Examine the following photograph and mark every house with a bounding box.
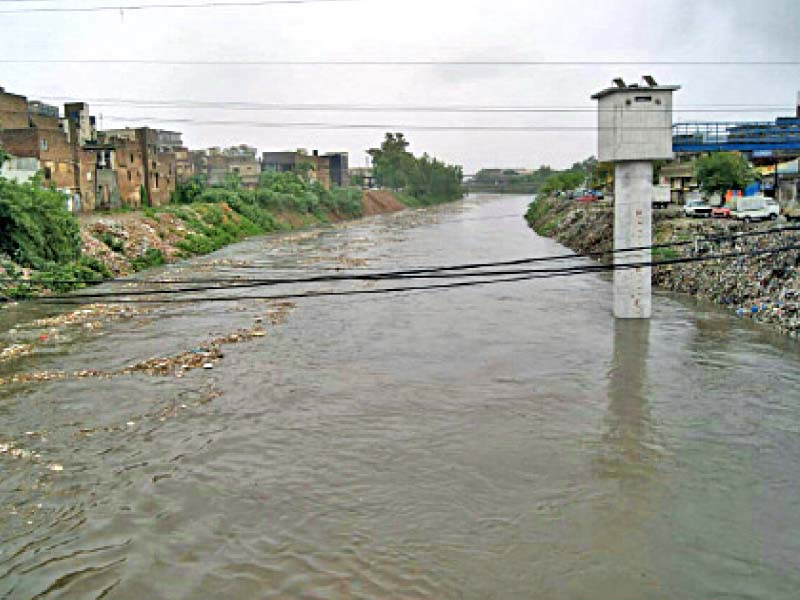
[659,160,698,204]
[261,149,332,189]
[98,127,176,206]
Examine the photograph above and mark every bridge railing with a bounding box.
[672,120,800,151]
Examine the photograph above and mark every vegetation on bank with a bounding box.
[0,135,464,299]
[368,133,464,204]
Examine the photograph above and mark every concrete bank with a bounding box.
[526,197,800,337]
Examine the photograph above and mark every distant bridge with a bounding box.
[673,117,800,154]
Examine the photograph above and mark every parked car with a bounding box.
[576,193,598,203]
[684,199,712,218]
[732,195,778,223]
[766,198,781,220]
[711,206,731,218]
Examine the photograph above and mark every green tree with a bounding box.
[368,133,462,202]
[695,152,756,195]
[0,176,82,267]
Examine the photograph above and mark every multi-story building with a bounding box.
[98,127,176,207]
[203,145,260,189]
[261,149,333,189]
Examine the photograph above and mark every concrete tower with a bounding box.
[592,77,680,319]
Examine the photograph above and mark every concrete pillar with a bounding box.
[614,161,653,319]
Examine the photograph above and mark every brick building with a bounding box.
[203,145,260,189]
[0,86,96,211]
[99,127,176,206]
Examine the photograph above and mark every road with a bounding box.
[1,194,799,599]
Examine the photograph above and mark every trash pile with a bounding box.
[528,197,800,338]
[30,303,147,329]
[0,301,295,388]
[0,343,33,363]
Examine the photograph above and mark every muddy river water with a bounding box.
[1,194,799,599]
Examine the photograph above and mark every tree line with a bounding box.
[368,133,464,204]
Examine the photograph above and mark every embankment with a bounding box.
[526,197,800,337]
[0,188,445,298]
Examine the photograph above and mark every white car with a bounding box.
[684,199,712,218]
[733,195,779,223]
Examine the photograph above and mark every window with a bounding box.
[44,166,52,180]
[130,153,134,164]
[87,172,92,182]
[40,138,48,152]
[128,170,132,182]
[155,173,160,189]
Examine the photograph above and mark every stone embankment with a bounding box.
[527,197,800,337]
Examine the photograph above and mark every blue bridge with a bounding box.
[673,117,800,154]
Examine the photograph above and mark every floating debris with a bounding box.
[0,343,33,363]
[0,301,294,387]
[30,304,147,330]
[47,464,64,472]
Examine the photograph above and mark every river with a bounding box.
[1,194,799,599]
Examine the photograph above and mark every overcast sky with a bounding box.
[2,0,799,173]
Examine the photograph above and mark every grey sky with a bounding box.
[2,0,798,173]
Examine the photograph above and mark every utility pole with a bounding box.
[592,77,680,319]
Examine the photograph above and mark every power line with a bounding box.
[32,242,800,305]
[31,96,797,114]
[7,223,800,288]
[95,115,682,131]
[15,226,800,299]
[0,0,358,14]
[3,59,800,65]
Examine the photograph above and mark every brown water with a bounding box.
[1,194,799,599]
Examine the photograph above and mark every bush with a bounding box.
[0,176,82,267]
[131,248,166,272]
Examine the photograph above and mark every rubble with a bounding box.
[0,302,294,388]
[528,199,800,337]
[29,304,147,329]
[0,343,33,363]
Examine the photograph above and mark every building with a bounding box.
[98,127,176,207]
[326,152,350,187]
[0,87,31,129]
[659,160,698,204]
[202,145,260,189]
[348,167,375,189]
[63,102,97,146]
[0,155,39,184]
[262,151,299,173]
[173,147,195,183]
[156,130,184,153]
[261,149,332,189]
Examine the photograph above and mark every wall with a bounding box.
[0,89,30,130]
[0,155,39,183]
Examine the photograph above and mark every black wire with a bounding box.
[4,59,800,65]
[0,0,357,13]
[28,96,798,114]
[7,223,800,288]
[33,243,800,305]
